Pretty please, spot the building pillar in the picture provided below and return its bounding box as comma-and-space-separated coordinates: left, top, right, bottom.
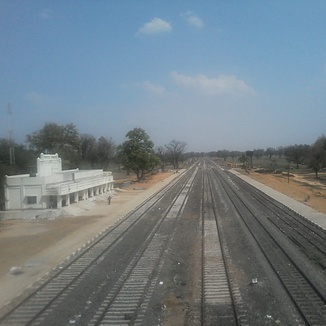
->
4, 184, 9, 210
57, 195, 62, 209
74, 192, 79, 203
42, 197, 47, 209
21, 184, 25, 210
66, 194, 70, 206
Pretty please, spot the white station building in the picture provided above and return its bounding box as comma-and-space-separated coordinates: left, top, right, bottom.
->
4, 153, 114, 211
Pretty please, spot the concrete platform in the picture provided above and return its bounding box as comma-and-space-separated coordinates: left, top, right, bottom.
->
230, 169, 326, 231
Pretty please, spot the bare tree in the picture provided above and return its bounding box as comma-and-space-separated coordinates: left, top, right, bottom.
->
246, 150, 254, 169
156, 146, 168, 171
165, 140, 186, 169
238, 154, 249, 171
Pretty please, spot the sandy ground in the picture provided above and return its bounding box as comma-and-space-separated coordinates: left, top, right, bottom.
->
239, 169, 326, 214
0, 167, 325, 313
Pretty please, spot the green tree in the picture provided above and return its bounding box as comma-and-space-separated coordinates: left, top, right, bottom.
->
117, 128, 159, 181
308, 136, 326, 178
80, 134, 98, 167
265, 147, 276, 159
98, 136, 115, 170
0, 139, 35, 209
253, 148, 265, 159
277, 146, 285, 158
284, 144, 309, 168
26, 123, 81, 167
217, 149, 230, 162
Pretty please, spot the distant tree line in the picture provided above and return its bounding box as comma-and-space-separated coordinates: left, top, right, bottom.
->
25, 122, 116, 170
186, 136, 326, 178
0, 123, 187, 209
1, 122, 325, 209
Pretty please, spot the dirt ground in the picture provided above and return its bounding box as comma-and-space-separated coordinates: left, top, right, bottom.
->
0, 168, 325, 313
239, 169, 326, 214
0, 171, 177, 311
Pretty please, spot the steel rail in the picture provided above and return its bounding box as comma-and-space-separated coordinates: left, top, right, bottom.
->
199, 162, 248, 325
89, 166, 197, 325
224, 169, 326, 269
210, 163, 326, 325
0, 168, 194, 326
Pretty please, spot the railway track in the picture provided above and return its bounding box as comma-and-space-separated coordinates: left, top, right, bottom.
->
89, 169, 197, 326
201, 162, 248, 325
0, 167, 197, 326
227, 171, 326, 269
209, 161, 326, 325
2, 159, 325, 325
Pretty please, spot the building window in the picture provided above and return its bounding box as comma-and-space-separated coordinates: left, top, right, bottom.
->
26, 196, 37, 204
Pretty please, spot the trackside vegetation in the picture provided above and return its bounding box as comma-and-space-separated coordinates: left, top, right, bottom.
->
0, 121, 325, 209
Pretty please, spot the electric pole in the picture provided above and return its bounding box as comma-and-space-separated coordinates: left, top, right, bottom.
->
8, 103, 15, 166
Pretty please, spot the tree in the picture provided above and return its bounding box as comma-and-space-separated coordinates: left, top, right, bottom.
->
26, 123, 81, 167
80, 134, 98, 166
238, 154, 249, 170
253, 148, 265, 159
0, 138, 35, 173
217, 149, 230, 162
308, 136, 326, 178
284, 144, 309, 168
97, 136, 115, 170
156, 146, 168, 171
277, 146, 285, 158
265, 147, 276, 159
165, 140, 186, 169
117, 128, 159, 181
0, 138, 35, 209
246, 150, 254, 169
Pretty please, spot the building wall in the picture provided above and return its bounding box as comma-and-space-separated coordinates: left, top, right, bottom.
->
6, 187, 21, 209
5, 183, 44, 210
4, 153, 114, 211
37, 153, 62, 177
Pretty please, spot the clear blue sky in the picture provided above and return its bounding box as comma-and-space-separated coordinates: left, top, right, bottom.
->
1, 1, 325, 152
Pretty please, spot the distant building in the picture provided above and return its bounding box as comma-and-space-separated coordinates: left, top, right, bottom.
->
4, 153, 114, 211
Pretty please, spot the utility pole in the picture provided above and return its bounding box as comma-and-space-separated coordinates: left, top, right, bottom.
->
8, 103, 15, 166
